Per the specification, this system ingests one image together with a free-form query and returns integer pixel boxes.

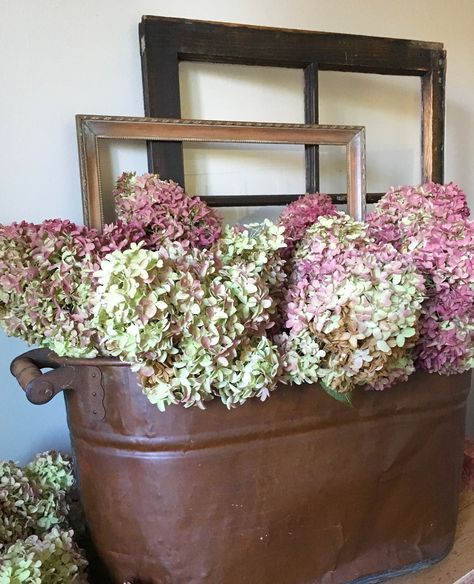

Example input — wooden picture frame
[139,16,446,205]
[75,115,365,231]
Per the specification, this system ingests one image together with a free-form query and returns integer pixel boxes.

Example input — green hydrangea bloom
[26,452,74,493]
[92,240,282,410]
[0,453,74,546]
[216,220,286,288]
[0,529,88,584]
[0,453,87,583]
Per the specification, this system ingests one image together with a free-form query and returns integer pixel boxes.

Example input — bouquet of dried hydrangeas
[0,175,473,410]
[0,452,87,583]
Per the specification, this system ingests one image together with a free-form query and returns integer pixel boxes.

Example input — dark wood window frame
[139,15,446,206]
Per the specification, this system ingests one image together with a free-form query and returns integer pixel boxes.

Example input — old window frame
[139,16,445,205]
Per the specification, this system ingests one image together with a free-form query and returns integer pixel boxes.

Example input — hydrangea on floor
[276,214,426,395]
[0,529,88,584]
[0,452,73,545]
[368,183,474,374]
[0,452,87,583]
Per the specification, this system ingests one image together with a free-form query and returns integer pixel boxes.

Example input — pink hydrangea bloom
[0,220,105,356]
[368,182,470,246]
[99,220,146,254]
[113,172,222,249]
[277,193,337,257]
[276,214,425,394]
[368,183,474,374]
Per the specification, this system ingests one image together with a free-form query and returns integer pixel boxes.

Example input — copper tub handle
[10,349,75,405]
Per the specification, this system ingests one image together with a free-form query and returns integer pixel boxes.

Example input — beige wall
[0,0,473,462]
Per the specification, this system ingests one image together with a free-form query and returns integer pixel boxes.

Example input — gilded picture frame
[76,115,365,231]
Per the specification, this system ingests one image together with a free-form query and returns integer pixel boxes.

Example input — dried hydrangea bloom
[0,221,31,324]
[99,219,147,254]
[0,220,105,357]
[216,220,288,331]
[0,218,148,358]
[114,171,222,249]
[0,453,74,546]
[0,528,88,584]
[216,219,287,287]
[277,192,337,258]
[0,461,40,544]
[368,183,474,374]
[26,451,74,493]
[92,242,281,410]
[277,214,425,394]
[138,334,281,409]
[368,182,470,247]
[209,335,281,406]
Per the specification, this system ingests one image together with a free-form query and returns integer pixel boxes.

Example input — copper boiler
[11,348,471,584]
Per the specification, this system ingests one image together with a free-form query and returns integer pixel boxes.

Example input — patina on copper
[11,349,471,584]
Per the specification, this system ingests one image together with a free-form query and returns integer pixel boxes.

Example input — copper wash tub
[11,348,471,584]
